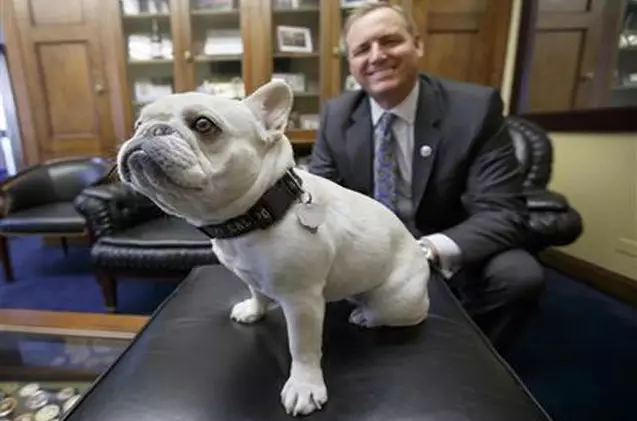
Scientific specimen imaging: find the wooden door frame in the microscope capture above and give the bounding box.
[7,0,116,161]
[0,0,39,166]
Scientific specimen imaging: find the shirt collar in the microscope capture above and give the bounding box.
[369,79,420,126]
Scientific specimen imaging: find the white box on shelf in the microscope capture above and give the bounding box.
[203,30,243,56]
[272,73,306,92]
[121,0,140,15]
[127,34,153,61]
[300,114,319,130]
[134,79,173,103]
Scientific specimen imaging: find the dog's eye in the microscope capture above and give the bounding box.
[133,120,142,131]
[192,116,218,134]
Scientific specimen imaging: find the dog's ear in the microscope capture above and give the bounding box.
[243,80,293,135]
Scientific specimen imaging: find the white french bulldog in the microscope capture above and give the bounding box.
[117,80,430,416]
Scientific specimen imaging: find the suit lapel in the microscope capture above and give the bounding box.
[345,97,373,195]
[411,78,443,208]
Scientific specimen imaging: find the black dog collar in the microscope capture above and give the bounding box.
[197,169,304,239]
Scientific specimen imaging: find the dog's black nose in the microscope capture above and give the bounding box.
[149,123,175,137]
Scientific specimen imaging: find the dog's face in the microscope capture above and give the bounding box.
[117,80,294,224]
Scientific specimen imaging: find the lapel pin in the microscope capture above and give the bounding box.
[420,145,433,158]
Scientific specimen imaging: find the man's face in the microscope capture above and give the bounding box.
[345,8,423,100]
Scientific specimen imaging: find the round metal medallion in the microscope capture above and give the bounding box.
[0,397,17,417]
[55,387,75,402]
[25,391,49,411]
[35,404,61,421]
[18,383,40,397]
[62,395,81,413]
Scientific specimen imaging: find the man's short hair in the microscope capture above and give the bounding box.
[342,2,418,46]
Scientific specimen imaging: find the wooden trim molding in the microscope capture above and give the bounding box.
[519,107,637,132]
[0,309,148,339]
[539,248,637,307]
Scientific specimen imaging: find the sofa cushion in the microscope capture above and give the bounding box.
[64,265,552,421]
[0,202,86,234]
[91,216,217,271]
[99,215,210,248]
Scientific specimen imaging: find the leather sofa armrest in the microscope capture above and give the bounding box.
[63,265,553,421]
[74,182,165,239]
[525,189,569,212]
[0,166,53,215]
[524,189,584,251]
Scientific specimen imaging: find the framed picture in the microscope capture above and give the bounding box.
[277,26,313,53]
[340,0,379,9]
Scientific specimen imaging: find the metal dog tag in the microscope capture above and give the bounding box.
[296,193,325,233]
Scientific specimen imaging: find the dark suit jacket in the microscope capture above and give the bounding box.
[308,73,529,265]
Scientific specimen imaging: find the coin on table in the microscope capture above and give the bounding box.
[55,387,75,402]
[18,383,40,397]
[34,404,61,421]
[62,395,81,413]
[2,384,19,395]
[25,391,49,411]
[13,413,34,421]
[0,397,16,417]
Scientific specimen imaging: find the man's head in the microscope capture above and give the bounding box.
[343,3,423,108]
[116,80,296,225]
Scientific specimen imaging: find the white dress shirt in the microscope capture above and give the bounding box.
[369,81,463,278]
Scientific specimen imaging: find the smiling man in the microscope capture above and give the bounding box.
[309,3,545,350]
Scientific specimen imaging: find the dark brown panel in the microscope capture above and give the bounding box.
[527,31,584,112]
[29,0,85,26]
[37,43,98,140]
[411,0,510,88]
[422,33,476,82]
[428,13,480,31]
[429,0,486,13]
[539,0,591,12]
[537,13,594,29]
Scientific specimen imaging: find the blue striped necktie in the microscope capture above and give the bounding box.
[373,112,397,213]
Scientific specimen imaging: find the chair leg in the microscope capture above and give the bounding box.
[60,237,69,255]
[96,270,118,313]
[0,236,14,282]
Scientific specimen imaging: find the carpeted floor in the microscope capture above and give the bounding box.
[0,236,635,421]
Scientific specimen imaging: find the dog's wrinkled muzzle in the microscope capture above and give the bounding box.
[148,123,175,137]
[118,123,202,190]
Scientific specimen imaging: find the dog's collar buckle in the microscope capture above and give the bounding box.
[197,168,304,239]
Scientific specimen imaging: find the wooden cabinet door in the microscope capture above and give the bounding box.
[517,0,610,113]
[8,0,116,163]
[101,0,184,142]
[410,0,512,88]
[178,0,255,96]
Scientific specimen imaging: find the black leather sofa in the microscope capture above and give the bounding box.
[64,265,553,421]
[0,157,112,281]
[506,116,583,251]
[74,116,582,311]
[73,183,218,311]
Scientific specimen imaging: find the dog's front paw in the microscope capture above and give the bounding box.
[281,375,327,416]
[230,298,266,323]
[349,307,375,328]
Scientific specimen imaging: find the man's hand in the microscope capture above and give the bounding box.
[416,237,440,267]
